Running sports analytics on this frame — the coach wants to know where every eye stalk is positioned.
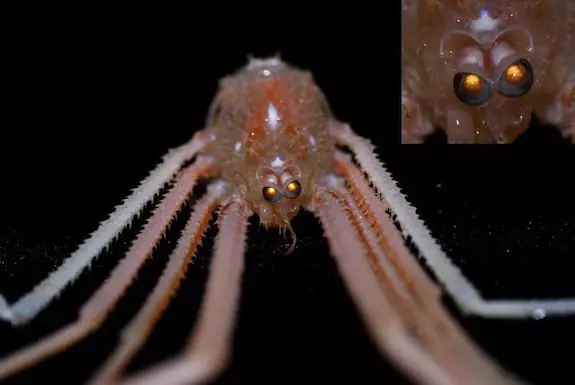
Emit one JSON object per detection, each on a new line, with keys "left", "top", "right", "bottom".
{"left": 453, "top": 72, "right": 493, "bottom": 106}
{"left": 262, "top": 186, "right": 282, "bottom": 202}
{"left": 283, "top": 180, "right": 302, "bottom": 199}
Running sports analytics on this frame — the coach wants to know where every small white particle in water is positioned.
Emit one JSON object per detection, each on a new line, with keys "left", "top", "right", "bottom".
{"left": 234, "top": 141, "right": 242, "bottom": 152}
{"left": 262, "top": 69, "right": 271, "bottom": 76}
{"left": 532, "top": 308, "right": 546, "bottom": 320}
{"left": 455, "top": 119, "right": 460, "bottom": 126}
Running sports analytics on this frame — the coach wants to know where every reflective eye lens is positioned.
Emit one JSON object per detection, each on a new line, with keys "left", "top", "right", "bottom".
{"left": 496, "top": 58, "right": 534, "bottom": 98}
{"left": 284, "top": 180, "right": 302, "bottom": 199}
{"left": 262, "top": 186, "right": 281, "bottom": 202}
{"left": 453, "top": 72, "right": 493, "bottom": 106}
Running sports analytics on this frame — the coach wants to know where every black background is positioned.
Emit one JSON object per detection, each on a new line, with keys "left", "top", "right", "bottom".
{"left": 1, "top": 4, "right": 574, "bottom": 385}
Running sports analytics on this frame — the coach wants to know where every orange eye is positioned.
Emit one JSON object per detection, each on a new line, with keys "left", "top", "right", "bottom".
{"left": 262, "top": 186, "right": 281, "bottom": 202}
{"left": 453, "top": 72, "right": 493, "bottom": 106}
{"left": 284, "top": 180, "right": 302, "bottom": 199}
{"left": 462, "top": 74, "right": 482, "bottom": 92}
{"left": 505, "top": 63, "right": 526, "bottom": 84}
{"left": 496, "top": 58, "right": 534, "bottom": 98}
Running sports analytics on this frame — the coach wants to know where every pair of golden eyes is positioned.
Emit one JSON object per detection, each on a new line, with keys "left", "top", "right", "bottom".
{"left": 262, "top": 180, "right": 302, "bottom": 202}
{"left": 453, "top": 59, "right": 534, "bottom": 106}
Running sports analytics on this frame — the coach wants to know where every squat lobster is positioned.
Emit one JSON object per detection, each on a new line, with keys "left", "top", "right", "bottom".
{"left": 1, "top": 57, "right": 574, "bottom": 385}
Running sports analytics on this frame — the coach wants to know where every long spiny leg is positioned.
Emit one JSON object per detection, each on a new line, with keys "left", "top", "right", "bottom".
{"left": 87, "top": 181, "right": 226, "bottom": 385}
{"left": 0, "top": 132, "right": 212, "bottom": 326}
{"left": 330, "top": 121, "right": 575, "bottom": 318}
{"left": 332, "top": 152, "right": 439, "bottom": 299}
{"left": 332, "top": 152, "right": 523, "bottom": 385}
{"left": 311, "top": 188, "right": 455, "bottom": 385}
{"left": 119, "top": 200, "right": 250, "bottom": 385}
{"left": 0, "top": 159, "right": 213, "bottom": 381}
{"left": 332, "top": 186, "right": 491, "bottom": 384}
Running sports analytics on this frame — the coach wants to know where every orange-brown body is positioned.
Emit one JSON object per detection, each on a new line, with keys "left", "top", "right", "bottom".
{"left": 3, "top": 56, "right": 566, "bottom": 385}
{"left": 402, "top": 0, "right": 574, "bottom": 143}
{"left": 206, "top": 58, "right": 336, "bottom": 226}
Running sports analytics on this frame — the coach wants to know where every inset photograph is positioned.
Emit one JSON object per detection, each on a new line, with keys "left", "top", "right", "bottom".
{"left": 402, "top": 1, "right": 574, "bottom": 144}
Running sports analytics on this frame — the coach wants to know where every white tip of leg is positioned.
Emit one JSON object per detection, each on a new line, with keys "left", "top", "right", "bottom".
{"left": 0, "top": 295, "right": 16, "bottom": 324}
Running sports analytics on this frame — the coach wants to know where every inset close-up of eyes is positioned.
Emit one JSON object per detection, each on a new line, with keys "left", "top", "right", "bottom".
{"left": 402, "top": 0, "right": 574, "bottom": 144}
{"left": 1, "top": 2, "right": 574, "bottom": 385}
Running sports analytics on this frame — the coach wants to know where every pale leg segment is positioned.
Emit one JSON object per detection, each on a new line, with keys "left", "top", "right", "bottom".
{"left": 333, "top": 152, "right": 523, "bottom": 385}
{"left": 312, "top": 190, "right": 455, "bottom": 385}
{"left": 330, "top": 121, "right": 575, "bottom": 318}
{"left": 0, "top": 159, "right": 212, "bottom": 381}
{"left": 0, "top": 132, "right": 211, "bottom": 326}
{"left": 119, "top": 200, "right": 250, "bottom": 385}
{"left": 87, "top": 181, "right": 227, "bottom": 385}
